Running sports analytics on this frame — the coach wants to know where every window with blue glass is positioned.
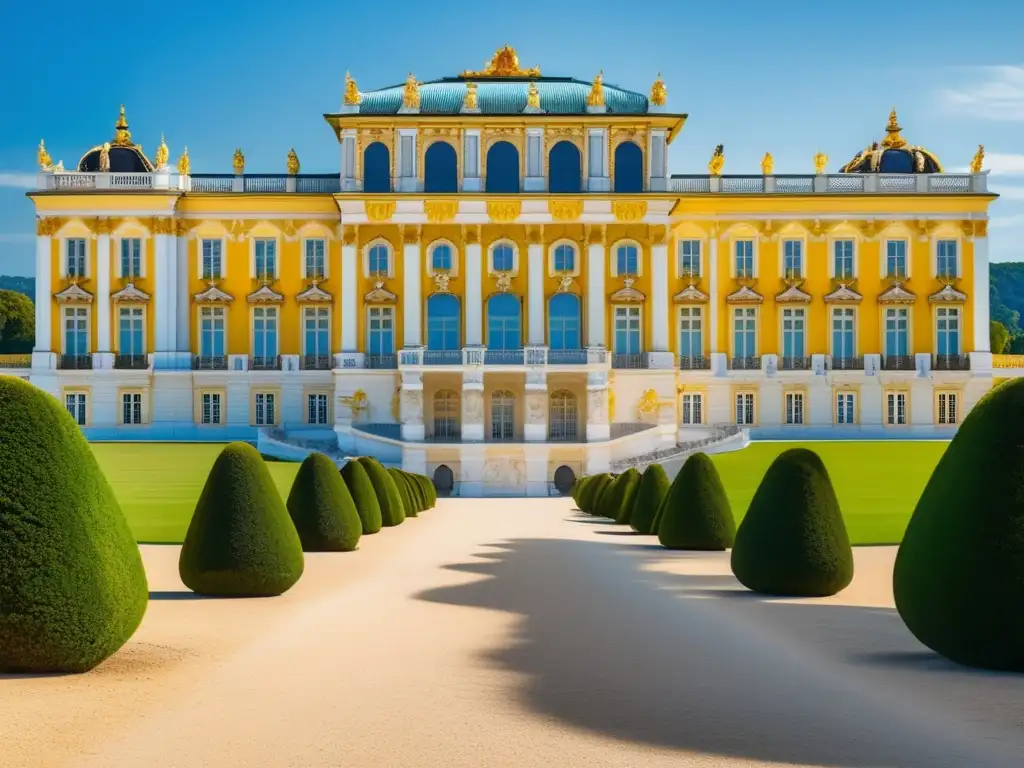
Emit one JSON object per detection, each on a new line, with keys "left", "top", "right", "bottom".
{"left": 305, "top": 239, "right": 325, "bottom": 280}
{"left": 487, "top": 293, "right": 521, "bottom": 350}
{"left": 485, "top": 141, "right": 520, "bottom": 193}
{"left": 783, "top": 240, "right": 802, "bottom": 279}
{"left": 66, "top": 238, "right": 87, "bottom": 277}
{"left": 885, "top": 308, "right": 909, "bottom": 356}
{"left": 64, "top": 307, "right": 89, "bottom": 355}
{"left": 432, "top": 244, "right": 453, "bottom": 272}
{"left": 614, "top": 306, "right": 641, "bottom": 354}
{"left": 553, "top": 244, "right": 575, "bottom": 273}
{"left": 735, "top": 240, "right": 754, "bottom": 278}
{"left": 937, "top": 239, "right": 958, "bottom": 278}
{"left": 733, "top": 308, "right": 756, "bottom": 357}
{"left": 254, "top": 239, "right": 276, "bottom": 281}
{"left": 936, "top": 307, "right": 960, "bottom": 355}
{"left": 832, "top": 308, "right": 855, "bottom": 358}
{"left": 492, "top": 244, "right": 514, "bottom": 272}
{"left": 367, "top": 307, "right": 394, "bottom": 355}
{"left": 202, "top": 239, "right": 222, "bottom": 280}
{"left": 118, "top": 306, "right": 144, "bottom": 355}
{"left": 368, "top": 244, "right": 390, "bottom": 277}
{"left": 424, "top": 141, "right": 458, "bottom": 193}
{"left": 616, "top": 245, "right": 638, "bottom": 276}
{"left": 678, "top": 240, "right": 700, "bottom": 278}
{"left": 120, "top": 238, "right": 141, "bottom": 278}
{"left": 253, "top": 307, "right": 278, "bottom": 360}
{"left": 303, "top": 307, "right": 329, "bottom": 356}
{"left": 782, "top": 308, "right": 805, "bottom": 358}
{"left": 427, "top": 294, "right": 460, "bottom": 351}
{"left": 833, "top": 239, "right": 854, "bottom": 279}
{"left": 886, "top": 240, "right": 907, "bottom": 279}
{"left": 548, "top": 293, "right": 580, "bottom": 350}
{"left": 363, "top": 141, "right": 391, "bottom": 193}
{"left": 200, "top": 307, "right": 225, "bottom": 357}
{"left": 678, "top": 307, "right": 702, "bottom": 357}
{"left": 613, "top": 141, "right": 644, "bottom": 194}
{"left": 548, "top": 141, "right": 582, "bottom": 193}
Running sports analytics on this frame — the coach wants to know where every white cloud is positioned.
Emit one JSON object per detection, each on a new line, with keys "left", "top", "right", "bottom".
{"left": 0, "top": 233, "right": 34, "bottom": 243}
{"left": 991, "top": 214, "right": 1024, "bottom": 229}
{"left": 0, "top": 172, "right": 37, "bottom": 189}
{"left": 941, "top": 66, "right": 1024, "bottom": 121}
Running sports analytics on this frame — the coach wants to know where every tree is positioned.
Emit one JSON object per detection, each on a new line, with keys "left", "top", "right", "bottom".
{"left": 991, "top": 320, "right": 1010, "bottom": 354}
{"left": 894, "top": 378, "right": 1024, "bottom": 670}
{"left": 179, "top": 442, "right": 304, "bottom": 596}
{"left": 287, "top": 453, "right": 363, "bottom": 552}
{"left": 340, "top": 460, "right": 383, "bottom": 534}
{"left": 630, "top": 464, "right": 671, "bottom": 534}
{"left": 357, "top": 457, "right": 406, "bottom": 526}
{"left": 731, "top": 448, "right": 853, "bottom": 597}
{"left": 658, "top": 453, "right": 735, "bottom": 550}
{"left": 0, "top": 377, "right": 148, "bottom": 672}
{"left": 0, "top": 289, "right": 34, "bottom": 352}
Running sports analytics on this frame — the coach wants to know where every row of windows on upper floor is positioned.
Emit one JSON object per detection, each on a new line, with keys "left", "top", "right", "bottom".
{"left": 61, "top": 235, "right": 964, "bottom": 285}
{"left": 59, "top": 298, "right": 966, "bottom": 364}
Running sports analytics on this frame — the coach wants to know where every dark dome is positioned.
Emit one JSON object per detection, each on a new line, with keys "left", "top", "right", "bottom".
{"left": 840, "top": 109, "right": 942, "bottom": 174}
{"left": 76, "top": 106, "right": 154, "bottom": 173}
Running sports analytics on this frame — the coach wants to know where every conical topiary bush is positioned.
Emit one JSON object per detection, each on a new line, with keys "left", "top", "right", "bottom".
{"left": 731, "top": 448, "right": 853, "bottom": 597}
{"left": 287, "top": 453, "right": 363, "bottom": 552}
{"left": 578, "top": 473, "right": 610, "bottom": 514}
{"left": 658, "top": 453, "right": 735, "bottom": 550}
{"left": 399, "top": 471, "right": 424, "bottom": 514}
{"left": 358, "top": 457, "right": 406, "bottom": 526}
{"left": 180, "top": 442, "right": 304, "bottom": 597}
{"left": 341, "top": 459, "right": 383, "bottom": 534}
{"left": 631, "top": 464, "right": 671, "bottom": 534}
{"left": 571, "top": 476, "right": 592, "bottom": 509}
{"left": 414, "top": 474, "right": 434, "bottom": 509}
{"left": 0, "top": 378, "right": 149, "bottom": 673}
{"left": 388, "top": 468, "right": 418, "bottom": 517}
{"left": 894, "top": 378, "right": 1024, "bottom": 670}
{"left": 597, "top": 468, "right": 641, "bottom": 524}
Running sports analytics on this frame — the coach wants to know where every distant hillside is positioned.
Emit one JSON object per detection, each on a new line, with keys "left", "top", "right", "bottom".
{"left": 991, "top": 263, "right": 1024, "bottom": 334}
{"left": 0, "top": 276, "right": 33, "bottom": 298}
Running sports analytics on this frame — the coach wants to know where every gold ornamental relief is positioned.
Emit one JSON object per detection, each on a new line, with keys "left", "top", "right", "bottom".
{"left": 465, "top": 225, "right": 481, "bottom": 245}
{"left": 612, "top": 201, "right": 647, "bottom": 223}
{"left": 975, "top": 220, "right": 988, "bottom": 238}
{"left": 487, "top": 200, "right": 521, "bottom": 223}
{"left": 91, "top": 217, "right": 113, "bottom": 235}
{"left": 585, "top": 224, "right": 606, "bottom": 245}
{"left": 401, "top": 225, "right": 421, "bottom": 244}
{"left": 36, "top": 217, "right": 66, "bottom": 236}
{"left": 174, "top": 219, "right": 191, "bottom": 237}
{"left": 341, "top": 225, "right": 358, "bottom": 246}
{"left": 650, "top": 224, "right": 669, "bottom": 245}
{"left": 549, "top": 199, "right": 584, "bottom": 222}
{"left": 424, "top": 201, "right": 459, "bottom": 224}
{"left": 151, "top": 217, "right": 173, "bottom": 236}
{"left": 365, "top": 201, "right": 396, "bottom": 222}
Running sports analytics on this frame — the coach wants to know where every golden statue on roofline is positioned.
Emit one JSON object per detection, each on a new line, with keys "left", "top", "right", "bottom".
{"left": 343, "top": 72, "right": 361, "bottom": 105}
{"left": 37, "top": 139, "right": 52, "bottom": 170}
{"left": 814, "top": 151, "right": 828, "bottom": 175}
{"left": 178, "top": 147, "right": 190, "bottom": 175}
{"left": 970, "top": 144, "right": 985, "bottom": 173}
{"left": 526, "top": 82, "right": 541, "bottom": 109}
{"left": 708, "top": 144, "right": 725, "bottom": 176}
{"left": 463, "top": 82, "right": 478, "bottom": 110}
{"left": 587, "top": 71, "right": 605, "bottom": 107}
{"left": 650, "top": 73, "right": 666, "bottom": 106}
{"left": 761, "top": 152, "right": 774, "bottom": 175}
{"left": 461, "top": 45, "right": 541, "bottom": 78}
{"left": 403, "top": 73, "right": 420, "bottom": 109}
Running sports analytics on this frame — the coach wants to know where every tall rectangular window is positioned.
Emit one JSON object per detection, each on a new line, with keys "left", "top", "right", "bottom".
{"left": 308, "top": 394, "right": 329, "bottom": 425}
{"left": 464, "top": 134, "right": 479, "bottom": 178}
{"left": 254, "top": 239, "right": 276, "bottom": 281}
{"left": 836, "top": 392, "right": 856, "bottom": 425}
{"left": 553, "top": 244, "right": 574, "bottom": 273}
{"left": 66, "top": 238, "right": 87, "bottom": 278}
{"left": 432, "top": 244, "right": 453, "bottom": 271}
{"left": 735, "top": 392, "right": 755, "bottom": 425}
{"left": 886, "top": 391, "right": 908, "bottom": 425}
{"left": 304, "top": 307, "right": 329, "bottom": 357}
{"left": 783, "top": 240, "right": 803, "bottom": 279}
{"left": 367, "top": 307, "right": 394, "bottom": 355}
{"left": 65, "top": 393, "right": 87, "bottom": 425}
{"left": 588, "top": 133, "right": 603, "bottom": 177}
{"left": 832, "top": 308, "right": 856, "bottom": 359}
{"left": 885, "top": 308, "right": 909, "bottom": 356}
{"left": 64, "top": 307, "right": 89, "bottom": 356}
{"left": 679, "top": 307, "right": 703, "bottom": 359}
{"left": 733, "top": 307, "right": 756, "bottom": 358}
{"left": 886, "top": 240, "right": 907, "bottom": 279}
{"left": 400, "top": 134, "right": 414, "bottom": 177}
{"left": 254, "top": 392, "right": 276, "bottom": 426}
{"left": 368, "top": 244, "right": 390, "bottom": 276}
{"left": 734, "top": 240, "right": 754, "bottom": 278}
{"left": 936, "top": 240, "right": 958, "bottom": 278}
{"left": 120, "top": 238, "right": 141, "bottom": 278}
{"left": 785, "top": 392, "right": 805, "bottom": 425}
{"left": 122, "top": 393, "right": 143, "bottom": 425}
{"left": 782, "top": 308, "right": 805, "bottom": 359}
{"left": 118, "top": 306, "right": 145, "bottom": 356}
{"left": 937, "top": 391, "right": 958, "bottom": 425}
{"left": 201, "top": 392, "right": 222, "bottom": 425}
{"left": 616, "top": 245, "right": 638, "bottom": 276}
{"left": 305, "top": 239, "right": 325, "bottom": 280}
{"left": 200, "top": 307, "right": 226, "bottom": 358}
{"left": 678, "top": 240, "right": 701, "bottom": 277}
{"left": 681, "top": 392, "right": 703, "bottom": 425}
{"left": 202, "top": 239, "right": 223, "bottom": 280}
{"left": 833, "top": 239, "right": 854, "bottom": 280}
{"left": 253, "top": 307, "right": 278, "bottom": 361}
{"left": 614, "top": 306, "right": 641, "bottom": 354}
{"left": 936, "top": 307, "right": 960, "bottom": 356}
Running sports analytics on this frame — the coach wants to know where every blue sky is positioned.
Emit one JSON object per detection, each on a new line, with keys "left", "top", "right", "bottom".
{"left": 1, "top": 0, "right": 1022, "bottom": 275}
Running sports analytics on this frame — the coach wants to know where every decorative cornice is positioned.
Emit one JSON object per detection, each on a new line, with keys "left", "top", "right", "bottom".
{"left": 929, "top": 283, "right": 968, "bottom": 303}
{"left": 725, "top": 285, "right": 764, "bottom": 304}
{"left": 364, "top": 280, "right": 397, "bottom": 304}
{"left": 36, "top": 217, "right": 65, "bottom": 236}
{"left": 549, "top": 199, "right": 583, "bottom": 222}
{"left": 54, "top": 283, "right": 94, "bottom": 303}
{"left": 672, "top": 284, "right": 709, "bottom": 303}
{"left": 193, "top": 284, "right": 234, "bottom": 303}
{"left": 610, "top": 277, "right": 646, "bottom": 303}
{"left": 878, "top": 281, "right": 916, "bottom": 304}
{"left": 151, "top": 217, "right": 173, "bottom": 236}
{"left": 111, "top": 281, "right": 151, "bottom": 303}
{"left": 366, "top": 201, "right": 396, "bottom": 222}
{"left": 612, "top": 200, "right": 647, "bottom": 223}
{"left": 296, "top": 283, "right": 333, "bottom": 303}
{"left": 823, "top": 283, "right": 863, "bottom": 304}
{"left": 487, "top": 200, "right": 521, "bottom": 223}
{"left": 424, "top": 200, "right": 458, "bottom": 224}
{"left": 247, "top": 284, "right": 285, "bottom": 304}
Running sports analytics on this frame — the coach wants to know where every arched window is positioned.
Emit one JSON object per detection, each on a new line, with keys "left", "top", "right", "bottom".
{"left": 491, "top": 243, "right": 515, "bottom": 272}
{"left": 368, "top": 243, "right": 390, "bottom": 277}
{"left": 553, "top": 244, "right": 575, "bottom": 273}
{"left": 485, "top": 141, "right": 520, "bottom": 193}
{"left": 433, "top": 390, "right": 460, "bottom": 440}
{"left": 491, "top": 390, "right": 515, "bottom": 441}
{"left": 614, "top": 141, "right": 644, "bottom": 194}
{"left": 616, "top": 244, "right": 639, "bottom": 276}
{"left": 549, "top": 390, "right": 578, "bottom": 441}
{"left": 548, "top": 293, "right": 581, "bottom": 351}
{"left": 363, "top": 142, "right": 391, "bottom": 193}
{"left": 487, "top": 293, "right": 521, "bottom": 350}
{"left": 427, "top": 293, "right": 460, "bottom": 351}
{"left": 431, "top": 243, "right": 453, "bottom": 272}
{"left": 548, "top": 141, "right": 582, "bottom": 193}
{"left": 424, "top": 141, "right": 458, "bottom": 193}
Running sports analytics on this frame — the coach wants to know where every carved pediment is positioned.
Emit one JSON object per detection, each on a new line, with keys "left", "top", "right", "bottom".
{"left": 775, "top": 282, "right": 812, "bottom": 304}
{"left": 247, "top": 283, "right": 285, "bottom": 304}
{"left": 725, "top": 285, "right": 764, "bottom": 304}
{"left": 296, "top": 283, "right": 333, "bottom": 303}
{"left": 878, "top": 281, "right": 916, "bottom": 304}
{"left": 193, "top": 284, "right": 234, "bottom": 303}
{"left": 111, "top": 281, "right": 151, "bottom": 303}
{"left": 673, "top": 284, "right": 709, "bottom": 303}
{"left": 54, "top": 283, "right": 94, "bottom": 303}
{"left": 929, "top": 283, "right": 968, "bottom": 303}
{"left": 823, "top": 283, "right": 863, "bottom": 303}
{"left": 609, "top": 277, "right": 645, "bottom": 303}
{"left": 364, "top": 280, "right": 397, "bottom": 304}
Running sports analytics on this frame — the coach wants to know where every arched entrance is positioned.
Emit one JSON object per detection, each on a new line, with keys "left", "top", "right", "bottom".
{"left": 433, "top": 464, "right": 455, "bottom": 497}
{"left": 553, "top": 465, "right": 577, "bottom": 496}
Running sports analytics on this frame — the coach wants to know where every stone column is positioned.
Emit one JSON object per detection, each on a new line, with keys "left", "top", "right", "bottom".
{"left": 341, "top": 226, "right": 359, "bottom": 351}
{"left": 462, "top": 130, "right": 482, "bottom": 192}
{"left": 586, "top": 370, "right": 611, "bottom": 441}
{"left": 153, "top": 218, "right": 176, "bottom": 361}
{"left": 524, "top": 369, "right": 548, "bottom": 442}
{"left": 174, "top": 221, "right": 191, "bottom": 359}
{"left": 524, "top": 128, "right": 545, "bottom": 192}
{"left": 586, "top": 226, "right": 606, "bottom": 348}
{"left": 650, "top": 229, "right": 670, "bottom": 361}
{"left": 708, "top": 231, "right": 719, "bottom": 353}
{"left": 340, "top": 129, "right": 357, "bottom": 191}
{"left": 527, "top": 227, "right": 545, "bottom": 345}
{"left": 973, "top": 224, "right": 990, "bottom": 352}
{"left": 400, "top": 371, "right": 425, "bottom": 441}
{"left": 461, "top": 368, "right": 484, "bottom": 441}
{"left": 33, "top": 223, "right": 51, "bottom": 353}
{"left": 94, "top": 219, "right": 113, "bottom": 366}
{"left": 464, "top": 226, "right": 483, "bottom": 347}
{"left": 402, "top": 226, "right": 422, "bottom": 347}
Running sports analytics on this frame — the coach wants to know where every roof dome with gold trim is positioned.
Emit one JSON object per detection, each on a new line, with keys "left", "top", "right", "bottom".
{"left": 840, "top": 108, "right": 942, "bottom": 174}
{"left": 77, "top": 106, "right": 154, "bottom": 173}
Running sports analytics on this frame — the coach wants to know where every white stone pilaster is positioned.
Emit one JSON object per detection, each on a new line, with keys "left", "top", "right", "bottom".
{"left": 586, "top": 128, "right": 610, "bottom": 192}
{"left": 527, "top": 241, "right": 545, "bottom": 344}
{"left": 461, "top": 369, "right": 484, "bottom": 441}
{"left": 651, "top": 241, "right": 669, "bottom": 352}
{"left": 649, "top": 130, "right": 668, "bottom": 192}
{"left": 96, "top": 231, "right": 112, "bottom": 355}
{"left": 34, "top": 234, "right": 51, "bottom": 351}
{"left": 396, "top": 129, "right": 418, "bottom": 193}
{"left": 465, "top": 238, "right": 483, "bottom": 346}
{"left": 524, "top": 128, "right": 545, "bottom": 192}
{"left": 400, "top": 371, "right": 425, "bottom": 441}
{"left": 709, "top": 235, "right": 719, "bottom": 352}
{"left": 462, "top": 130, "right": 482, "bottom": 192}
{"left": 973, "top": 233, "right": 990, "bottom": 352}
{"left": 402, "top": 232, "right": 422, "bottom": 346}
{"left": 586, "top": 239, "right": 606, "bottom": 348}
{"left": 342, "top": 239, "right": 358, "bottom": 351}
{"left": 586, "top": 370, "right": 611, "bottom": 442}
{"left": 154, "top": 233, "right": 175, "bottom": 352}
{"left": 340, "top": 129, "right": 357, "bottom": 191}
{"left": 175, "top": 234, "right": 190, "bottom": 355}
{"left": 524, "top": 370, "right": 547, "bottom": 442}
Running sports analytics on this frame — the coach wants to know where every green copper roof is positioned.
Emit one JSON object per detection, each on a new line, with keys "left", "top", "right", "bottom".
{"left": 358, "top": 78, "right": 649, "bottom": 116}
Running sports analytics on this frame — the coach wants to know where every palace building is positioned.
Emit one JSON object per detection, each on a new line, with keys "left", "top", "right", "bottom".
{"left": 24, "top": 46, "right": 1001, "bottom": 495}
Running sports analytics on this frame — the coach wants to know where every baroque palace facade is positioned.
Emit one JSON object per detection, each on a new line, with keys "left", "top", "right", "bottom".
{"left": 24, "top": 46, "right": 1000, "bottom": 494}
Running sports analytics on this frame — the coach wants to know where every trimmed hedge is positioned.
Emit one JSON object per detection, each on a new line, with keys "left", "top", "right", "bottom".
{"left": 731, "top": 448, "right": 853, "bottom": 597}
{"left": 597, "top": 469, "right": 641, "bottom": 524}
{"left": 388, "top": 468, "right": 418, "bottom": 517}
{"left": 341, "top": 460, "right": 383, "bottom": 534}
{"left": 578, "top": 473, "right": 610, "bottom": 514}
{"left": 0, "top": 377, "right": 149, "bottom": 673}
{"left": 180, "top": 442, "right": 304, "bottom": 597}
{"left": 287, "top": 453, "right": 363, "bottom": 552}
{"left": 894, "top": 378, "right": 1024, "bottom": 670}
{"left": 358, "top": 457, "right": 406, "bottom": 526}
{"left": 414, "top": 474, "right": 435, "bottom": 509}
{"left": 631, "top": 464, "right": 671, "bottom": 534}
{"left": 398, "top": 471, "right": 423, "bottom": 513}
{"left": 658, "top": 453, "right": 735, "bottom": 550}
{"left": 572, "top": 476, "right": 592, "bottom": 509}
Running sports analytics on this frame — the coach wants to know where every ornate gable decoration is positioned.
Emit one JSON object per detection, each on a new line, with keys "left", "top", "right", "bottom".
{"left": 878, "top": 281, "right": 916, "bottom": 304}
{"left": 494, "top": 272, "right": 513, "bottom": 293}
{"left": 54, "top": 283, "right": 94, "bottom": 303}
{"left": 673, "top": 284, "right": 709, "bottom": 303}
{"left": 111, "top": 281, "right": 151, "bottom": 303}
{"left": 297, "top": 282, "right": 333, "bottom": 303}
{"left": 461, "top": 46, "right": 541, "bottom": 78}
{"left": 247, "top": 284, "right": 285, "bottom": 304}
{"left": 610, "top": 276, "right": 646, "bottom": 303}
{"left": 364, "top": 280, "right": 397, "bottom": 304}
{"left": 775, "top": 281, "right": 812, "bottom": 304}
{"left": 433, "top": 270, "right": 452, "bottom": 294}
{"left": 193, "top": 284, "right": 234, "bottom": 303}
{"left": 929, "top": 283, "right": 968, "bottom": 303}
{"left": 823, "top": 283, "right": 863, "bottom": 304}
{"left": 726, "top": 285, "right": 764, "bottom": 304}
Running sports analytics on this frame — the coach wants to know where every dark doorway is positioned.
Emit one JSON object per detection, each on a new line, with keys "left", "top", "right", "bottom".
{"left": 553, "top": 465, "right": 577, "bottom": 496}
{"left": 433, "top": 464, "right": 455, "bottom": 497}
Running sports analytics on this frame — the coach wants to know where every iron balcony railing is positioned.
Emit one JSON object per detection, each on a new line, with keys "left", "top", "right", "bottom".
{"left": 547, "top": 349, "right": 588, "bottom": 365}
{"left": 933, "top": 353, "right": 970, "bottom": 371}
{"left": 881, "top": 354, "right": 915, "bottom": 371}
{"left": 59, "top": 354, "right": 92, "bottom": 370}
{"left": 301, "top": 354, "right": 333, "bottom": 371}
{"left": 367, "top": 354, "right": 398, "bottom": 369}
{"left": 679, "top": 355, "right": 711, "bottom": 370}
{"left": 484, "top": 349, "right": 525, "bottom": 365}
{"left": 250, "top": 355, "right": 282, "bottom": 371}
{"left": 728, "top": 356, "right": 761, "bottom": 371}
{"left": 423, "top": 350, "right": 463, "bottom": 365}
{"left": 0, "top": 354, "right": 31, "bottom": 368}
{"left": 612, "top": 353, "right": 648, "bottom": 370}
{"left": 194, "top": 355, "right": 228, "bottom": 370}
{"left": 828, "top": 356, "right": 865, "bottom": 371}
{"left": 779, "top": 356, "right": 812, "bottom": 371}
{"left": 114, "top": 354, "right": 148, "bottom": 370}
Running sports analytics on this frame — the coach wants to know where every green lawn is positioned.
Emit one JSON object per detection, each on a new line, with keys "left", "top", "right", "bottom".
{"left": 710, "top": 441, "right": 948, "bottom": 545}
